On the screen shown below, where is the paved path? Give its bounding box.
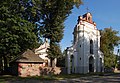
[6,73,120,83]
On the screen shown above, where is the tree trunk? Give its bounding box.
[50,58,57,67]
[3,56,8,71]
[50,58,53,67]
[0,56,3,73]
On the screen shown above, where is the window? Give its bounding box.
[90,40,93,54]
[80,45,81,47]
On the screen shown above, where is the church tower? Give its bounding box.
[65,12,104,74]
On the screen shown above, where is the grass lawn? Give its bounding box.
[0,72,115,83]
[0,74,82,83]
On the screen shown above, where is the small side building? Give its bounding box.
[10,49,44,77]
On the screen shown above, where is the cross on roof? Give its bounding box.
[86,7,89,13]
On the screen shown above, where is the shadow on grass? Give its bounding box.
[0,74,83,82]
[0,72,119,83]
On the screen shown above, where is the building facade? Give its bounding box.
[35,39,58,67]
[35,39,50,66]
[65,12,104,74]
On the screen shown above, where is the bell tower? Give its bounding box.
[66,12,104,74]
[77,12,96,26]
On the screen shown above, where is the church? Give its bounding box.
[65,12,104,74]
[35,39,50,66]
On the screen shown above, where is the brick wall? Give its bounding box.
[18,63,62,77]
[39,67,61,75]
[18,63,44,77]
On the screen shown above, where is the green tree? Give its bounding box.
[0,0,39,70]
[56,50,66,67]
[36,0,82,67]
[4,0,82,67]
[20,0,82,67]
[100,28,120,68]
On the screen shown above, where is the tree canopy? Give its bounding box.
[19,0,82,66]
[100,28,120,68]
[0,0,39,70]
[38,0,82,66]
[0,0,83,69]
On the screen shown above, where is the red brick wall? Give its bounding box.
[18,63,62,77]
[39,67,61,75]
[18,63,44,77]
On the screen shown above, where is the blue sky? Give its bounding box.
[60,0,120,53]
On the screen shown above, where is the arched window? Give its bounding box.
[90,40,93,54]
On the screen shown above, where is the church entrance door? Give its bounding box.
[70,55,74,73]
[100,58,102,72]
[89,56,94,72]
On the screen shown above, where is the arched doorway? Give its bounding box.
[89,56,94,72]
[100,58,102,72]
[70,55,74,73]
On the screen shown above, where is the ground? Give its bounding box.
[1,73,120,83]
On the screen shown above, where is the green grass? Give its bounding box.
[0,74,83,83]
[0,72,117,83]
[0,75,17,83]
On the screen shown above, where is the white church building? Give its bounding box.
[35,39,50,66]
[35,39,57,67]
[65,12,104,74]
